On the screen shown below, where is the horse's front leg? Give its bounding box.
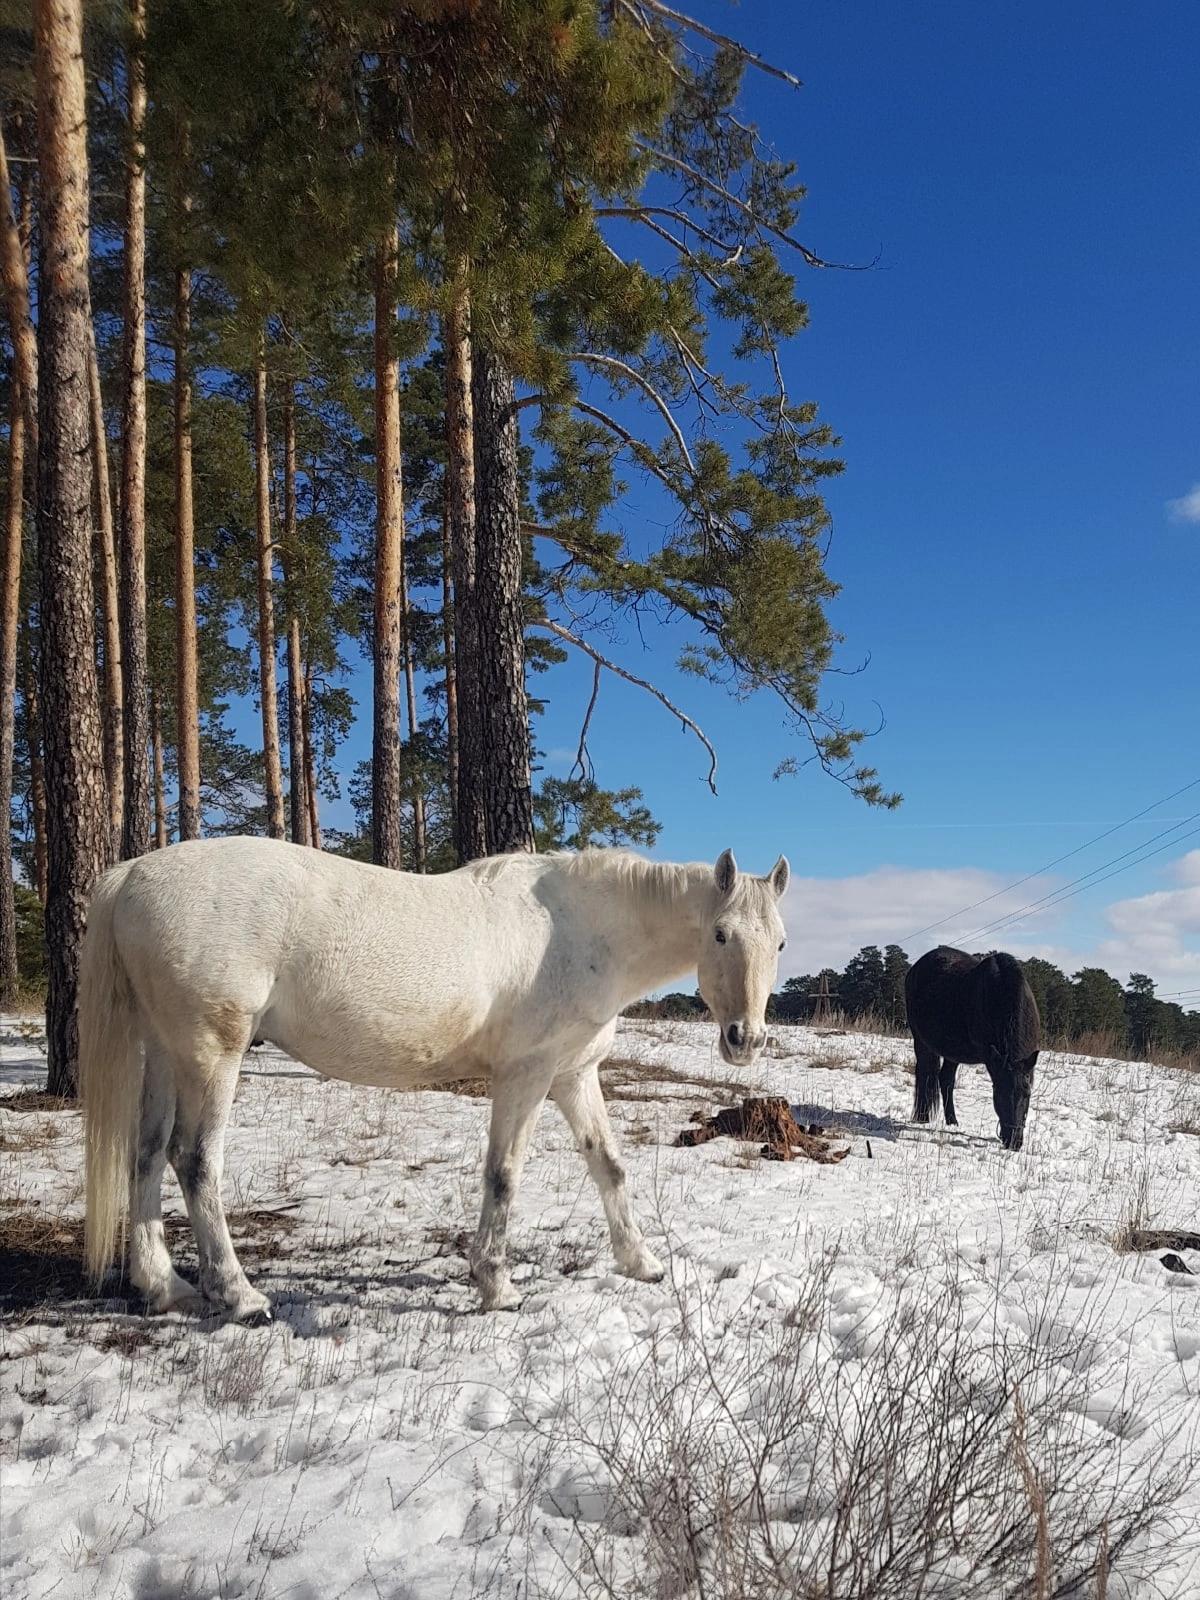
[551,1064,664,1285]
[471,1064,556,1311]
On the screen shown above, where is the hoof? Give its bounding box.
[619,1248,666,1284]
[478,1283,522,1313]
[141,1271,200,1316]
[237,1305,274,1328]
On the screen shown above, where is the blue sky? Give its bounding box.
[258,1,1200,992]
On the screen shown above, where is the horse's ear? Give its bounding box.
[714,848,738,896]
[768,855,790,899]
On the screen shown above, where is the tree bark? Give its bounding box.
[399,528,427,871]
[22,628,48,903]
[281,380,307,845]
[471,343,534,855]
[87,331,123,857]
[1,140,36,996]
[0,120,37,447]
[0,383,25,1004]
[118,0,150,861]
[302,661,321,850]
[440,487,458,839]
[252,352,286,840]
[372,234,405,868]
[35,0,110,1095]
[443,267,486,862]
[174,261,201,839]
[150,685,167,848]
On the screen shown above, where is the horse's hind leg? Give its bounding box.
[551,1065,663,1284]
[470,1065,556,1312]
[939,1061,960,1126]
[129,1044,195,1313]
[169,1045,270,1323]
[912,1039,942,1123]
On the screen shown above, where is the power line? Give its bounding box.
[897,775,1200,947]
[960,818,1200,945]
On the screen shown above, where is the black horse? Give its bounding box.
[904,945,1040,1150]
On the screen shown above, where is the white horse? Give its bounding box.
[80,838,789,1319]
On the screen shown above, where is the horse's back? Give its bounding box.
[907,944,1038,1063]
[101,837,588,1086]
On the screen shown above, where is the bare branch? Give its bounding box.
[616,0,804,89]
[535,617,718,795]
[636,143,878,271]
[570,660,602,784]
[570,351,695,470]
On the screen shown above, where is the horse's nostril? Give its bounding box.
[726,1022,745,1049]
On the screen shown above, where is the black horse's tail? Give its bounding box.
[981,952,1040,1064]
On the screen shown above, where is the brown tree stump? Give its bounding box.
[677,1097,850,1164]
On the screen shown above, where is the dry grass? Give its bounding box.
[526,1263,1199,1600]
[0,1205,302,1319]
[0,1087,76,1113]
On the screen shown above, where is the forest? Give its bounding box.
[2,0,908,1094]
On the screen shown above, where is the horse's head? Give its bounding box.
[697,848,790,1066]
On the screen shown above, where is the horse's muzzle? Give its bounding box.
[720,1021,767,1066]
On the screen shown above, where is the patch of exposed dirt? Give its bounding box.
[677,1097,850,1164]
[0,1206,303,1319]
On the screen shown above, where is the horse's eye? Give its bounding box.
[778,940,786,952]
[715,929,727,945]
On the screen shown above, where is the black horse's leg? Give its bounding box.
[939,1060,959,1125]
[913,1039,941,1123]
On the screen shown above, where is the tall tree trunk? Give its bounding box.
[252,352,286,840]
[1,136,35,999]
[302,662,321,850]
[471,344,534,854]
[150,685,167,848]
[372,234,404,868]
[22,627,48,903]
[0,120,37,446]
[35,0,109,1094]
[118,0,150,861]
[0,384,25,1003]
[174,262,201,840]
[87,332,123,857]
[443,266,486,862]
[440,488,458,838]
[281,381,307,845]
[399,532,427,871]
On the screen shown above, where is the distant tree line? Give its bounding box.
[627,944,1200,1062]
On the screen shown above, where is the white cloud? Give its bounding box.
[779,865,1055,978]
[1166,483,1200,524]
[778,851,1200,997]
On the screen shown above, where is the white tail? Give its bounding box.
[80,861,142,1286]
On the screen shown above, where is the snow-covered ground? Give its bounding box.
[3,1015,1200,1599]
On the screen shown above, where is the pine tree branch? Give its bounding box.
[534,617,718,794]
[593,205,741,260]
[635,143,877,270]
[617,0,805,90]
[569,351,695,470]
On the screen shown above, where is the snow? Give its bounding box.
[3,1015,1200,1598]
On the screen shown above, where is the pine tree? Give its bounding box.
[118,0,151,859]
[372,229,405,868]
[173,244,201,839]
[34,0,109,1093]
